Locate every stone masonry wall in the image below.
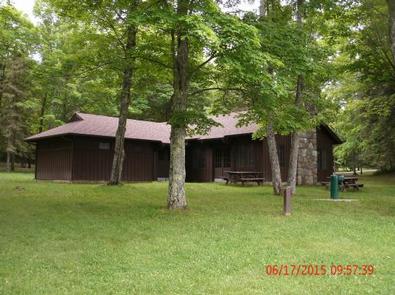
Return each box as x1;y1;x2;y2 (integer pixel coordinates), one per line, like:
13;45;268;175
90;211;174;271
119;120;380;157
297;130;317;185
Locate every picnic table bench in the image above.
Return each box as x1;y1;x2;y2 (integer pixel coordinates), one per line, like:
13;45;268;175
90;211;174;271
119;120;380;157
322;175;364;191
224;171;264;185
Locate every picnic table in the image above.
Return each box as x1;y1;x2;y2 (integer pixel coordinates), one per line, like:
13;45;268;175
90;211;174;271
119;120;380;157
224;171;264;185
341;176;364;191
322;175;364;191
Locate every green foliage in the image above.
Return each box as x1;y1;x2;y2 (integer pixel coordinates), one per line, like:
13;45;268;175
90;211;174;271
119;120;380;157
230;1;337;139
327;0;395;171
0;0;393;172
0;4;37;164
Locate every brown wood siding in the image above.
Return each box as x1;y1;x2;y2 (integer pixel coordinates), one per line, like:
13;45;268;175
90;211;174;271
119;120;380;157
122;141;154;181
34;126;336;183
36;138;73;180
72;136;155;182
157;146;170;178
72;136;113;181
317;127;335;182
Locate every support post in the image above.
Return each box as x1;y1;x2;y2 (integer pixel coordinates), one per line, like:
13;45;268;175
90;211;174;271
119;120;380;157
283;186;292;216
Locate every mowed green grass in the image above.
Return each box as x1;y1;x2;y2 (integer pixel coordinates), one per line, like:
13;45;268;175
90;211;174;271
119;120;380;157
0;173;394;294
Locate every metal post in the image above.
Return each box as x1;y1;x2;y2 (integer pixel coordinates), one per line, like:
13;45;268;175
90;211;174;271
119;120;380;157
283;186;292;216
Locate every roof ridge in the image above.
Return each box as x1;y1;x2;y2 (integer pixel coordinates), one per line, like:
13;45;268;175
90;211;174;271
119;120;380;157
76;112;168;124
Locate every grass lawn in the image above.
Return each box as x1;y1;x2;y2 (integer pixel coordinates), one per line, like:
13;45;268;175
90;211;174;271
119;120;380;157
0;173;394;294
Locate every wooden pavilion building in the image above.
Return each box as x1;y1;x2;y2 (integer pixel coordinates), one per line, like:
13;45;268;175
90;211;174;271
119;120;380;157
26;112;342;184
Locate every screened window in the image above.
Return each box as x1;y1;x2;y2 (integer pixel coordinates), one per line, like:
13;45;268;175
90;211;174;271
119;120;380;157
215;149;231;168
223;149;231;167
215;150;222;168
235;144;254;168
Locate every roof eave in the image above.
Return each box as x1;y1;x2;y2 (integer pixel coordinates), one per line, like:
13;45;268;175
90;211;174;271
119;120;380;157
320;124;343;144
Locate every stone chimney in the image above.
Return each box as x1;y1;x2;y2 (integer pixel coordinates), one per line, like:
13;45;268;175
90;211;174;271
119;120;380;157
297;129;317;185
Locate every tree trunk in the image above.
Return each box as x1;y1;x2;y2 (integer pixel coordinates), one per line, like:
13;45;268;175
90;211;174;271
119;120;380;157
38;94;47;133
259;0;267;18
0;63;5;109
287;75;304;194
6;128;15;172
259;1;282;195
387;0;395;62
6;151;11;172
168;0;189;209
168;127;187;209
287;0;304;194
108;26;137;185
267;122;282;195
11;153;15;171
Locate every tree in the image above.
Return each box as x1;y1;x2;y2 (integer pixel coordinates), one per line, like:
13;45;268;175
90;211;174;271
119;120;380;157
47;0;145;185
109;19;137;185
326;0;395;172
156;0;270;208
1;54;33;171
167;0;189;208
287;0;304;194
387;0;395;61
259;0;283;195
0;3;36;170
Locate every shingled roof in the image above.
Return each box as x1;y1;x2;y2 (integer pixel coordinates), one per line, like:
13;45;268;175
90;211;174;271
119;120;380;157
26;113;171;143
26;112;258;143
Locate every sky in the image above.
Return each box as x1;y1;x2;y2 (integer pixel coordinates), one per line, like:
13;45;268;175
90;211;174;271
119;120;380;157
13;0;37;22
11;0;260;24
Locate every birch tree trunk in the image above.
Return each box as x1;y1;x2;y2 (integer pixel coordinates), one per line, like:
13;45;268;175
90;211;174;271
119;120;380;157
387;0;395;62
287;0;304;194
109;26;137;185
260;0;282;195
267;122;282;194
287;75;303;193
168;0;188;209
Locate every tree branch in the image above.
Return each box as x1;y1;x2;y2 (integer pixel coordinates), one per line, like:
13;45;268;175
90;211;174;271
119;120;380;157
189;52;217;80
137;56;172;69
189;87;243;96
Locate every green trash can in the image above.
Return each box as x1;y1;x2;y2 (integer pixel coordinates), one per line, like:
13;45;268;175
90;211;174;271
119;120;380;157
330;174;339;199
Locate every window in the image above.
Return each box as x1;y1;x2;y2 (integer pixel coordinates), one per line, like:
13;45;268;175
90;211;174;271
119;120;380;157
214;150;222;168
223;149;231;167
235;144;254;168
214;149;231;168
99;142;110;150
